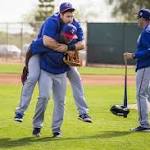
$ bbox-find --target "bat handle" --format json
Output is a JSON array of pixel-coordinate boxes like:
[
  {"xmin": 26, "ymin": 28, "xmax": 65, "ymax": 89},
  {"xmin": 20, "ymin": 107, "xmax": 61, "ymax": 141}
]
[{"xmin": 123, "ymin": 57, "xmax": 128, "ymax": 107}]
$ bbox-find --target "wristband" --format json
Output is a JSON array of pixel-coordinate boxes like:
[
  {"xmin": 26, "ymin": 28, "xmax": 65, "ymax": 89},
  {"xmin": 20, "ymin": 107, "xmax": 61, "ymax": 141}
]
[{"xmin": 68, "ymin": 44, "xmax": 76, "ymax": 51}]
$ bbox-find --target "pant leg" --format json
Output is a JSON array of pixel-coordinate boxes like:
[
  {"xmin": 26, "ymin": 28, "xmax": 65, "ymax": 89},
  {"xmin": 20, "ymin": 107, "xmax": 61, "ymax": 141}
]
[
  {"xmin": 136, "ymin": 67, "xmax": 150, "ymax": 128},
  {"xmin": 52, "ymin": 73, "xmax": 67, "ymax": 133},
  {"xmin": 16, "ymin": 55, "xmax": 40, "ymax": 114},
  {"xmin": 33, "ymin": 70, "xmax": 52, "ymax": 128},
  {"xmin": 67, "ymin": 67, "xmax": 88, "ymax": 115}
]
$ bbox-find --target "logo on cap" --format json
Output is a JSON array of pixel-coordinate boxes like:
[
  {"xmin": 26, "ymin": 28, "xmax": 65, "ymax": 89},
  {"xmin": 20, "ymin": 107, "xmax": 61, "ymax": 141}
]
[
  {"xmin": 70, "ymin": 29, "xmax": 75, "ymax": 34},
  {"xmin": 59, "ymin": 2, "xmax": 75, "ymax": 13},
  {"xmin": 139, "ymin": 12, "xmax": 143, "ymax": 17},
  {"xmin": 138, "ymin": 8, "xmax": 150, "ymax": 20}
]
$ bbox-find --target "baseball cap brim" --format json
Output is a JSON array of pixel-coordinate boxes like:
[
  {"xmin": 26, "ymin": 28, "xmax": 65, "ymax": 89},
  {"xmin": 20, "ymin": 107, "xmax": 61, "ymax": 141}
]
[
  {"xmin": 63, "ymin": 32, "xmax": 77, "ymax": 40},
  {"xmin": 60, "ymin": 8, "xmax": 75, "ymax": 13}
]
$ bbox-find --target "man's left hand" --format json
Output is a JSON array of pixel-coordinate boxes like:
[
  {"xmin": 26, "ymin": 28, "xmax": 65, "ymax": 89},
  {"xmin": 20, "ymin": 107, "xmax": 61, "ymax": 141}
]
[{"xmin": 123, "ymin": 52, "xmax": 134, "ymax": 60}]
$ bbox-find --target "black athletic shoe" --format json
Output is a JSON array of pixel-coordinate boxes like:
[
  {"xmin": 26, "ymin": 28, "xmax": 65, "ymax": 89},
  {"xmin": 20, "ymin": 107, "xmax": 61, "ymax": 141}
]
[
  {"xmin": 14, "ymin": 112, "xmax": 24, "ymax": 122},
  {"xmin": 130, "ymin": 126, "xmax": 150, "ymax": 132},
  {"xmin": 52, "ymin": 132, "xmax": 62, "ymax": 138},
  {"xmin": 32, "ymin": 128, "xmax": 41, "ymax": 137},
  {"xmin": 78, "ymin": 114, "xmax": 92, "ymax": 123}
]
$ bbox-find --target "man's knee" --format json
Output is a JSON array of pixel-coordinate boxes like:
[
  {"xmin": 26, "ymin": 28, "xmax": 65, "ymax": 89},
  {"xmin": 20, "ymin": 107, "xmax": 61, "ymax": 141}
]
[
  {"xmin": 37, "ymin": 96, "xmax": 49, "ymax": 105},
  {"xmin": 27, "ymin": 74, "xmax": 39, "ymax": 84}
]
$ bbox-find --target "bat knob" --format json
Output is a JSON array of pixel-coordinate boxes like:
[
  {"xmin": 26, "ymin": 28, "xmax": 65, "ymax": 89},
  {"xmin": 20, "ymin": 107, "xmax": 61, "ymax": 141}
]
[{"xmin": 123, "ymin": 115, "xmax": 127, "ymax": 118}]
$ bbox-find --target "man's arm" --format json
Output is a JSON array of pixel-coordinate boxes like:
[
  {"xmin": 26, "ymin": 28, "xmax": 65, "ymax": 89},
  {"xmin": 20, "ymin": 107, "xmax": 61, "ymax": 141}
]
[
  {"xmin": 43, "ymin": 35, "xmax": 68, "ymax": 52},
  {"xmin": 124, "ymin": 32, "xmax": 150, "ymax": 60},
  {"xmin": 74, "ymin": 21, "xmax": 85, "ymax": 51},
  {"xmin": 74, "ymin": 40, "xmax": 85, "ymax": 51},
  {"xmin": 67, "ymin": 40, "xmax": 85, "ymax": 52}
]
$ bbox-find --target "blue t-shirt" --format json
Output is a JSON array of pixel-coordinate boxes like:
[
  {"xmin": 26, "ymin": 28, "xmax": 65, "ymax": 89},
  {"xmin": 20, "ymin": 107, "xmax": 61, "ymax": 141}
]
[
  {"xmin": 134, "ymin": 24, "xmax": 150, "ymax": 71},
  {"xmin": 30, "ymin": 13, "xmax": 84, "ymax": 74}
]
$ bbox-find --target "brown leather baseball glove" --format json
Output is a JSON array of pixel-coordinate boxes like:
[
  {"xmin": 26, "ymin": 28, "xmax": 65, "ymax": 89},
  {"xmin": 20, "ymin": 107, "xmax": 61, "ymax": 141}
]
[{"xmin": 63, "ymin": 50, "xmax": 82, "ymax": 66}]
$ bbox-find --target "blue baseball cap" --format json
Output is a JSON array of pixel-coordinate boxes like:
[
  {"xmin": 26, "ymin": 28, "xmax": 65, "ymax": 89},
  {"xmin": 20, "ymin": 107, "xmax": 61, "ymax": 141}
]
[
  {"xmin": 59, "ymin": 2, "xmax": 75, "ymax": 13},
  {"xmin": 62, "ymin": 23, "xmax": 77, "ymax": 40},
  {"xmin": 137, "ymin": 8, "xmax": 150, "ymax": 20}
]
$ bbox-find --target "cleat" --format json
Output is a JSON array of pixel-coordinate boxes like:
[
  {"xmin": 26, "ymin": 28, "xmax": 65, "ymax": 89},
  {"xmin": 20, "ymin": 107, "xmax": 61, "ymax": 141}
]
[
  {"xmin": 78, "ymin": 114, "xmax": 92, "ymax": 123},
  {"xmin": 52, "ymin": 132, "xmax": 62, "ymax": 138},
  {"xmin": 32, "ymin": 128, "xmax": 41, "ymax": 137},
  {"xmin": 130, "ymin": 126, "xmax": 150, "ymax": 132},
  {"xmin": 14, "ymin": 113, "xmax": 24, "ymax": 122}
]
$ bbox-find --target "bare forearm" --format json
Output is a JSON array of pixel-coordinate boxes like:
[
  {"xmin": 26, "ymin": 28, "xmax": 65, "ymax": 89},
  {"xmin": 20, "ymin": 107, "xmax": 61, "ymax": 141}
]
[
  {"xmin": 43, "ymin": 35, "xmax": 67, "ymax": 52},
  {"xmin": 75, "ymin": 41, "xmax": 85, "ymax": 51},
  {"xmin": 43, "ymin": 35, "xmax": 60, "ymax": 48}
]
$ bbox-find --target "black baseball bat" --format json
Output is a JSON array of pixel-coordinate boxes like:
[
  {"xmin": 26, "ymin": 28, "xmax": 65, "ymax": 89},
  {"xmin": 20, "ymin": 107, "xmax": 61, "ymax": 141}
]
[
  {"xmin": 123, "ymin": 57, "xmax": 128, "ymax": 107},
  {"xmin": 110, "ymin": 57, "xmax": 129, "ymax": 118}
]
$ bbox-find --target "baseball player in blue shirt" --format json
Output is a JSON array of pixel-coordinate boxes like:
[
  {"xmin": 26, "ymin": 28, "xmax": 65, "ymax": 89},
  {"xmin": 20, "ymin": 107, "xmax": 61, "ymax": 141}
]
[
  {"xmin": 14, "ymin": 2, "xmax": 92, "ymax": 136},
  {"xmin": 31, "ymin": 23, "xmax": 77, "ymax": 137},
  {"xmin": 124, "ymin": 8, "xmax": 150, "ymax": 131}
]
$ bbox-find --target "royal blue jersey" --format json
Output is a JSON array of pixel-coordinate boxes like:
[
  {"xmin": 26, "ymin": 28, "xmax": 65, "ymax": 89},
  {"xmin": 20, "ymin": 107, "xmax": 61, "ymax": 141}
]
[
  {"xmin": 134, "ymin": 24, "xmax": 150, "ymax": 71},
  {"xmin": 30, "ymin": 13, "xmax": 84, "ymax": 74}
]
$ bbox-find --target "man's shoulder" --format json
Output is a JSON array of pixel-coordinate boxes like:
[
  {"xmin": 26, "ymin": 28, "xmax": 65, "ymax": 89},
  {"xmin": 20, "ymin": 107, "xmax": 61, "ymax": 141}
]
[
  {"xmin": 73, "ymin": 18, "xmax": 80, "ymax": 24},
  {"xmin": 45, "ymin": 13, "xmax": 60, "ymax": 23},
  {"xmin": 72, "ymin": 19, "xmax": 82, "ymax": 28},
  {"xmin": 144, "ymin": 24, "xmax": 150, "ymax": 33}
]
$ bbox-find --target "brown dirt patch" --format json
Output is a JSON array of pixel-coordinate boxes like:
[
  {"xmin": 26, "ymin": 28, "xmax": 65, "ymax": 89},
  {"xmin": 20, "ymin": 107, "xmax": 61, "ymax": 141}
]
[
  {"xmin": 0, "ymin": 74, "xmax": 135, "ymax": 86},
  {"xmin": 81, "ymin": 75, "xmax": 135, "ymax": 85},
  {"xmin": 0, "ymin": 74, "xmax": 20, "ymax": 85}
]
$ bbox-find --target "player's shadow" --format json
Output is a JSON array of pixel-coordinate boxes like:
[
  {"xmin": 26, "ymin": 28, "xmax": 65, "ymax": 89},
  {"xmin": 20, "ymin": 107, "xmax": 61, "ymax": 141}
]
[
  {"xmin": 0, "ymin": 131, "xmax": 133, "ymax": 148},
  {"xmin": 0, "ymin": 137, "xmax": 34, "ymax": 148},
  {"xmin": 34, "ymin": 131, "xmax": 132, "ymax": 142}
]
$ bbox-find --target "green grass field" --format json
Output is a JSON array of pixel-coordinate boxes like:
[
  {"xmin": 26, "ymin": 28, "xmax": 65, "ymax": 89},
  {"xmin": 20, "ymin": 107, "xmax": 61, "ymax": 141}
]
[
  {"xmin": 0, "ymin": 64, "xmax": 149, "ymax": 150},
  {"xmin": 0, "ymin": 63, "xmax": 135, "ymax": 75}
]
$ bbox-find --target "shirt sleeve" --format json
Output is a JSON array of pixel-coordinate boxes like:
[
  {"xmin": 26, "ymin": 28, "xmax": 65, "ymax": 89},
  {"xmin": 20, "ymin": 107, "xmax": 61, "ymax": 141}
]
[
  {"xmin": 41, "ymin": 18, "xmax": 58, "ymax": 39},
  {"xmin": 30, "ymin": 39, "xmax": 50, "ymax": 55},
  {"xmin": 134, "ymin": 31, "xmax": 150, "ymax": 60},
  {"xmin": 76, "ymin": 22, "xmax": 84, "ymax": 41}
]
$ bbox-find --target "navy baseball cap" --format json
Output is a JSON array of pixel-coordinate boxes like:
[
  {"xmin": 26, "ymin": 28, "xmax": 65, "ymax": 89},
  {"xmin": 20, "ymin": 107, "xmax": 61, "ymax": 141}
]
[
  {"xmin": 62, "ymin": 23, "xmax": 77, "ymax": 40},
  {"xmin": 59, "ymin": 2, "xmax": 75, "ymax": 13},
  {"xmin": 137, "ymin": 8, "xmax": 150, "ymax": 20}
]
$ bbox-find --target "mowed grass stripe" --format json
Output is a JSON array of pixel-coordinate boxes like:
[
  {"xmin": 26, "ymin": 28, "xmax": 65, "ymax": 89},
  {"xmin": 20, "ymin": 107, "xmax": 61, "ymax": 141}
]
[
  {"xmin": 0, "ymin": 84, "xmax": 150, "ymax": 150},
  {"xmin": 0, "ymin": 63, "xmax": 135, "ymax": 75}
]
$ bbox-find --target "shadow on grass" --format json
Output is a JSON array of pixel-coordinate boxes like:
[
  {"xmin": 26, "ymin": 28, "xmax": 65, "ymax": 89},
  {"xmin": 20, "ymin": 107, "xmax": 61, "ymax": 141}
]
[{"xmin": 0, "ymin": 131, "xmax": 132, "ymax": 148}]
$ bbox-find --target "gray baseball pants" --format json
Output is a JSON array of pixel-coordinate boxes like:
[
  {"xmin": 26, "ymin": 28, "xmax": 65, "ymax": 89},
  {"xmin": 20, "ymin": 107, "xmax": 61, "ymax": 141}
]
[
  {"xmin": 33, "ymin": 70, "xmax": 67, "ymax": 133},
  {"xmin": 16, "ymin": 55, "xmax": 88, "ymax": 115},
  {"xmin": 136, "ymin": 66, "xmax": 150, "ymax": 128},
  {"xmin": 16, "ymin": 55, "xmax": 40, "ymax": 114}
]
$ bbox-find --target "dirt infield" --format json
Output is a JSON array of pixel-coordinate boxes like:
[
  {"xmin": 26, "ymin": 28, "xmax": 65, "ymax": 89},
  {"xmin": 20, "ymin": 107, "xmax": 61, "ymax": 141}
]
[
  {"xmin": 0, "ymin": 74, "xmax": 21, "ymax": 85},
  {"xmin": 0, "ymin": 74, "xmax": 135, "ymax": 86},
  {"xmin": 81, "ymin": 75, "xmax": 135, "ymax": 85}
]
